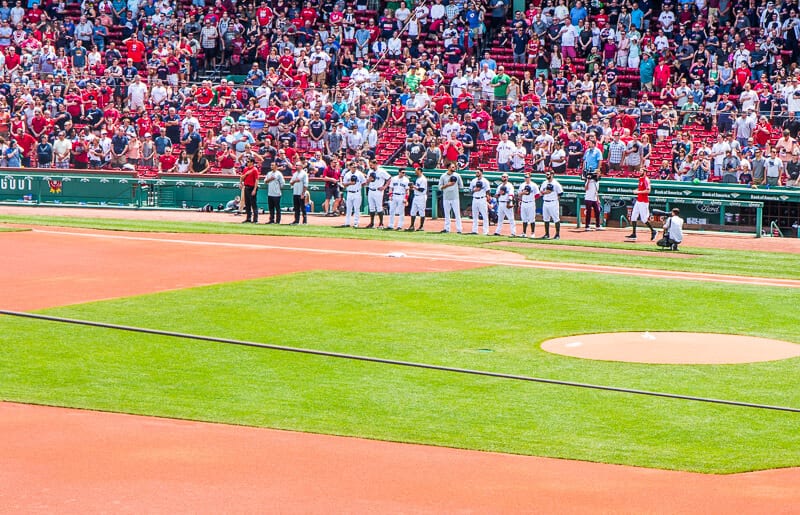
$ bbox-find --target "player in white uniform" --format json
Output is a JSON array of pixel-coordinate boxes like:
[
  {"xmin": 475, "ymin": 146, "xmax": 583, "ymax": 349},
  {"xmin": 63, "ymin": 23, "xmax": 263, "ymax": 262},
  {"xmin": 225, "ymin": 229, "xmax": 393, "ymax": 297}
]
[
  {"xmin": 341, "ymin": 165, "xmax": 366, "ymax": 228},
  {"xmin": 469, "ymin": 170, "xmax": 491, "ymax": 235},
  {"xmin": 407, "ymin": 167, "xmax": 428, "ymax": 231},
  {"xmin": 437, "ymin": 163, "xmax": 464, "ymax": 234},
  {"xmin": 493, "ymin": 173, "xmax": 517, "ymax": 237},
  {"xmin": 388, "ymin": 168, "xmax": 410, "ymax": 230},
  {"xmin": 518, "ymin": 172, "xmax": 541, "ymax": 238},
  {"xmin": 365, "ymin": 159, "xmax": 391, "ymax": 228},
  {"xmin": 540, "ymin": 170, "xmax": 564, "ymax": 239}
]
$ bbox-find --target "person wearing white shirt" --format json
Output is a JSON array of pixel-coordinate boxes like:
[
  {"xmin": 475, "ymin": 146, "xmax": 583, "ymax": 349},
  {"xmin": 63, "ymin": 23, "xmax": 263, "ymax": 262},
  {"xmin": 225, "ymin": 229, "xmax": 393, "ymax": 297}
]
[
  {"xmin": 407, "ymin": 167, "xmax": 428, "ymax": 231},
  {"xmin": 437, "ymin": 163, "xmax": 464, "ymax": 233},
  {"xmin": 479, "ymin": 64, "xmax": 495, "ymax": 101},
  {"xmin": 495, "ymin": 133, "xmax": 515, "ymax": 172},
  {"xmin": 341, "ymin": 165, "xmax": 366, "ymax": 228},
  {"xmin": 710, "ymin": 135, "xmax": 730, "ymax": 177},
  {"xmin": 387, "ymin": 33, "xmax": 403, "ymax": 58},
  {"xmin": 310, "ymin": 47, "xmax": 331, "ymax": 86},
  {"xmin": 150, "ymin": 81, "xmax": 168, "ymax": 106},
  {"xmin": 255, "ymin": 85, "xmax": 271, "ymax": 108},
  {"xmin": 540, "ymin": 170, "xmax": 564, "ymax": 239},
  {"xmin": 764, "ymin": 149, "xmax": 784, "ymax": 186},
  {"xmin": 516, "ymin": 174, "xmax": 540, "ymax": 238},
  {"xmin": 493, "ymin": 174, "xmax": 517, "ymax": 237},
  {"xmin": 658, "ymin": 10, "xmax": 675, "ymax": 33},
  {"xmin": 388, "ymin": 168, "xmax": 410, "ymax": 230},
  {"xmin": 660, "ymin": 208, "xmax": 684, "ymax": 251},
  {"xmin": 450, "ymin": 70, "xmax": 468, "ymax": 98},
  {"xmin": 441, "ymin": 118, "xmax": 461, "ymax": 140},
  {"xmin": 739, "ymin": 83, "xmax": 758, "ymax": 112},
  {"xmin": 654, "ymin": 32, "xmax": 669, "ymax": 52},
  {"xmin": 290, "ymin": 159, "xmax": 309, "ymax": 225},
  {"xmin": 350, "ymin": 62, "xmax": 370, "ymax": 84},
  {"xmin": 510, "ymin": 139, "xmax": 527, "ymax": 172},
  {"xmin": 469, "ymin": 170, "xmax": 491, "ymax": 235},
  {"xmin": 127, "ymin": 76, "xmax": 148, "ymax": 110},
  {"xmin": 264, "ymin": 162, "xmax": 286, "ymax": 224}
]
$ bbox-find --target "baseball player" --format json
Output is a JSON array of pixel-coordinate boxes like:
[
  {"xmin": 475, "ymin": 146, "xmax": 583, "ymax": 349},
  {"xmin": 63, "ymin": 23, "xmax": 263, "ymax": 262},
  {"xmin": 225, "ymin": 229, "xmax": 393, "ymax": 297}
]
[
  {"xmin": 388, "ymin": 168, "xmax": 410, "ymax": 231},
  {"xmin": 341, "ymin": 164, "xmax": 366, "ymax": 228},
  {"xmin": 437, "ymin": 163, "xmax": 464, "ymax": 234},
  {"xmin": 518, "ymin": 172, "xmax": 541, "ymax": 238},
  {"xmin": 540, "ymin": 170, "xmax": 563, "ymax": 239},
  {"xmin": 493, "ymin": 173, "xmax": 517, "ymax": 237},
  {"xmin": 627, "ymin": 167, "xmax": 657, "ymax": 240},
  {"xmin": 407, "ymin": 166, "xmax": 428, "ymax": 231},
  {"xmin": 365, "ymin": 159, "xmax": 391, "ymax": 229},
  {"xmin": 469, "ymin": 169, "xmax": 491, "ymax": 235}
]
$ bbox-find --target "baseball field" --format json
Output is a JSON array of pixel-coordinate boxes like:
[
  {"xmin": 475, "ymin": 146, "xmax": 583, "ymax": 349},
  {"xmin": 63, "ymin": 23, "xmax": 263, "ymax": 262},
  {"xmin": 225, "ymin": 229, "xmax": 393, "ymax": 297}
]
[{"xmin": 2, "ymin": 206, "xmax": 800, "ymax": 512}]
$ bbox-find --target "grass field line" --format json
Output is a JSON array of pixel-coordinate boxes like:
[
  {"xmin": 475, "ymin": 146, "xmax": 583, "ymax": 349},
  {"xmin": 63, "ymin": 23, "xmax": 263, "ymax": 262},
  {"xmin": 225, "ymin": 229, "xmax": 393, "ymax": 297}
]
[
  {"xmin": 4, "ymin": 308, "xmax": 800, "ymax": 414},
  {"xmin": 32, "ymin": 228, "xmax": 800, "ymax": 289}
]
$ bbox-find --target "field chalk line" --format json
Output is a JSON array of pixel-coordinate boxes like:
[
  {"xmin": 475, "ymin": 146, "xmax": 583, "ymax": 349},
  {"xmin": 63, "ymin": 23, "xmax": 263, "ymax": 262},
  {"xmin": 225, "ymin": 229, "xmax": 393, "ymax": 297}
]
[
  {"xmin": 28, "ymin": 229, "xmax": 800, "ymax": 289},
  {"xmin": 1, "ymin": 309, "xmax": 798, "ymax": 414}
]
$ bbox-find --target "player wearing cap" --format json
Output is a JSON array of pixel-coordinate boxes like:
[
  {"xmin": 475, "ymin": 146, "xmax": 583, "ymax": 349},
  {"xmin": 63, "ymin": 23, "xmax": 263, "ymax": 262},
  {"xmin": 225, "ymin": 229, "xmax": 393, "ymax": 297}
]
[
  {"xmin": 493, "ymin": 173, "xmax": 517, "ymax": 237},
  {"xmin": 518, "ymin": 172, "xmax": 541, "ymax": 238},
  {"xmin": 469, "ymin": 169, "xmax": 491, "ymax": 235},
  {"xmin": 540, "ymin": 170, "xmax": 563, "ymax": 239},
  {"xmin": 341, "ymin": 164, "xmax": 366, "ymax": 228},
  {"xmin": 627, "ymin": 168, "xmax": 657, "ymax": 240},
  {"xmin": 388, "ymin": 168, "xmax": 410, "ymax": 231},
  {"xmin": 407, "ymin": 166, "xmax": 428, "ymax": 231},
  {"xmin": 365, "ymin": 159, "xmax": 391, "ymax": 229}
]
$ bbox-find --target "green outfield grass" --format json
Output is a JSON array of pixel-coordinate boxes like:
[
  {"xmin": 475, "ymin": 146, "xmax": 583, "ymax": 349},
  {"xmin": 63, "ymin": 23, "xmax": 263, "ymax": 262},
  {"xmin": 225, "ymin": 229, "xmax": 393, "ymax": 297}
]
[
  {"xmin": 2, "ymin": 268, "xmax": 799, "ymax": 473},
  {"xmin": 2, "ymin": 214, "xmax": 800, "ymax": 280}
]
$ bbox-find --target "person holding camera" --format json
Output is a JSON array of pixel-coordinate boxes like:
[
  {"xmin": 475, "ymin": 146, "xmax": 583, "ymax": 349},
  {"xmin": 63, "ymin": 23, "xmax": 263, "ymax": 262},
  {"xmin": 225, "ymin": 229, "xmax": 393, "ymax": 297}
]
[
  {"xmin": 540, "ymin": 170, "xmax": 563, "ymax": 240},
  {"xmin": 493, "ymin": 173, "xmax": 517, "ymax": 237},
  {"xmin": 657, "ymin": 208, "xmax": 684, "ymax": 251},
  {"xmin": 584, "ymin": 171, "xmax": 602, "ymax": 231}
]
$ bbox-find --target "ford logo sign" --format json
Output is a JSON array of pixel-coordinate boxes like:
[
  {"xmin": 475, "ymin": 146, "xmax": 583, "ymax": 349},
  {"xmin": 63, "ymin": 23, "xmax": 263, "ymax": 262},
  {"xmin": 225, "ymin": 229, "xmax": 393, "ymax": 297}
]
[{"xmin": 697, "ymin": 204, "xmax": 721, "ymax": 214}]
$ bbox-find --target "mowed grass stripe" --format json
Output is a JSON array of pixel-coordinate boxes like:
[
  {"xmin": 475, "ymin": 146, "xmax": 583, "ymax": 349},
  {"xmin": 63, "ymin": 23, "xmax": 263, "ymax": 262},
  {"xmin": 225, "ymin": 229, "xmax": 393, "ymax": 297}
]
[{"xmin": 2, "ymin": 268, "xmax": 800, "ymax": 473}]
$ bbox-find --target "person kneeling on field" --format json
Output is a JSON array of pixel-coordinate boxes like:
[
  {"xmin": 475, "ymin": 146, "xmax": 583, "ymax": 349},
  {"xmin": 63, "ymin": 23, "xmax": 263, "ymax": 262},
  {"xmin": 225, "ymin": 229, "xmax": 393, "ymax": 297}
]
[{"xmin": 657, "ymin": 208, "xmax": 684, "ymax": 251}]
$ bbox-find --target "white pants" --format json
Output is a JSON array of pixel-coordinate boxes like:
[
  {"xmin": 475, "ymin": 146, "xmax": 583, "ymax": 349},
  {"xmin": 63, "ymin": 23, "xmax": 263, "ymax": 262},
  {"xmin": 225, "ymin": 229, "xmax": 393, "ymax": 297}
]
[
  {"xmin": 368, "ymin": 189, "xmax": 383, "ymax": 213},
  {"xmin": 631, "ymin": 201, "xmax": 650, "ymax": 223},
  {"xmin": 345, "ymin": 193, "xmax": 362, "ymax": 226},
  {"xmin": 543, "ymin": 200, "xmax": 560, "ymax": 222},
  {"xmin": 472, "ymin": 197, "xmax": 489, "ymax": 234},
  {"xmin": 389, "ymin": 196, "xmax": 405, "ymax": 229},
  {"xmin": 442, "ymin": 198, "xmax": 462, "ymax": 232},
  {"xmin": 410, "ymin": 195, "xmax": 426, "ymax": 216},
  {"xmin": 520, "ymin": 201, "xmax": 536, "ymax": 223},
  {"xmin": 495, "ymin": 203, "xmax": 517, "ymax": 236}
]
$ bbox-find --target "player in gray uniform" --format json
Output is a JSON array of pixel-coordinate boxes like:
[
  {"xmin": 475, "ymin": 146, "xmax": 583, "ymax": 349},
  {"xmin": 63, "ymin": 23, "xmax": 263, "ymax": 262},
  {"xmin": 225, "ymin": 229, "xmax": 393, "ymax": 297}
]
[
  {"xmin": 407, "ymin": 166, "xmax": 428, "ymax": 231},
  {"xmin": 341, "ymin": 165, "xmax": 366, "ymax": 228},
  {"xmin": 493, "ymin": 173, "xmax": 517, "ymax": 237},
  {"xmin": 263, "ymin": 162, "xmax": 286, "ymax": 224},
  {"xmin": 437, "ymin": 163, "xmax": 464, "ymax": 234},
  {"xmin": 540, "ymin": 169, "xmax": 564, "ymax": 239},
  {"xmin": 365, "ymin": 159, "xmax": 391, "ymax": 228},
  {"xmin": 469, "ymin": 169, "xmax": 491, "ymax": 235},
  {"xmin": 518, "ymin": 172, "xmax": 541, "ymax": 238},
  {"xmin": 388, "ymin": 168, "xmax": 410, "ymax": 230}
]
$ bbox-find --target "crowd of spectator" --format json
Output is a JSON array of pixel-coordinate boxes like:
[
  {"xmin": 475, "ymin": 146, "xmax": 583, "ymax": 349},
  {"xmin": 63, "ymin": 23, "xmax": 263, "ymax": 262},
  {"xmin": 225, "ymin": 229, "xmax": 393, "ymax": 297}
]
[{"xmin": 0, "ymin": 0, "xmax": 800, "ymax": 189}]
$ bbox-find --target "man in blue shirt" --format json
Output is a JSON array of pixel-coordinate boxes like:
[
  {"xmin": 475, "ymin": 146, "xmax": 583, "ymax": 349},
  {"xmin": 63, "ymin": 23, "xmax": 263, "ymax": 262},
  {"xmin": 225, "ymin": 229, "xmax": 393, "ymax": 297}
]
[
  {"xmin": 110, "ymin": 127, "xmax": 129, "ymax": 168},
  {"xmin": 570, "ymin": 1, "xmax": 588, "ymax": 26},
  {"xmin": 583, "ymin": 139, "xmax": 602, "ymax": 178}
]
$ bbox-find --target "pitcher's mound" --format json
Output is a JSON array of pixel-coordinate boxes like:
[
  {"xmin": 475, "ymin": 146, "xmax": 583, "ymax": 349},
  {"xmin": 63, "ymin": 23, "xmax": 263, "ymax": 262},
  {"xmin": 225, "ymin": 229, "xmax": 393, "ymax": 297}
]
[{"xmin": 541, "ymin": 332, "xmax": 800, "ymax": 364}]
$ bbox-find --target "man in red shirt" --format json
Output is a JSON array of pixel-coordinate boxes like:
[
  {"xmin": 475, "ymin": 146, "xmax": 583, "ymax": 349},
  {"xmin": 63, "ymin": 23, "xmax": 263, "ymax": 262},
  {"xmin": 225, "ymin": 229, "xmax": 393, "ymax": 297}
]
[
  {"xmin": 626, "ymin": 168, "xmax": 657, "ymax": 240},
  {"xmin": 240, "ymin": 158, "xmax": 260, "ymax": 223},
  {"xmin": 13, "ymin": 127, "xmax": 36, "ymax": 167},
  {"xmin": 256, "ymin": 1, "xmax": 273, "ymax": 26},
  {"xmin": 125, "ymin": 37, "xmax": 146, "ymax": 68}
]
